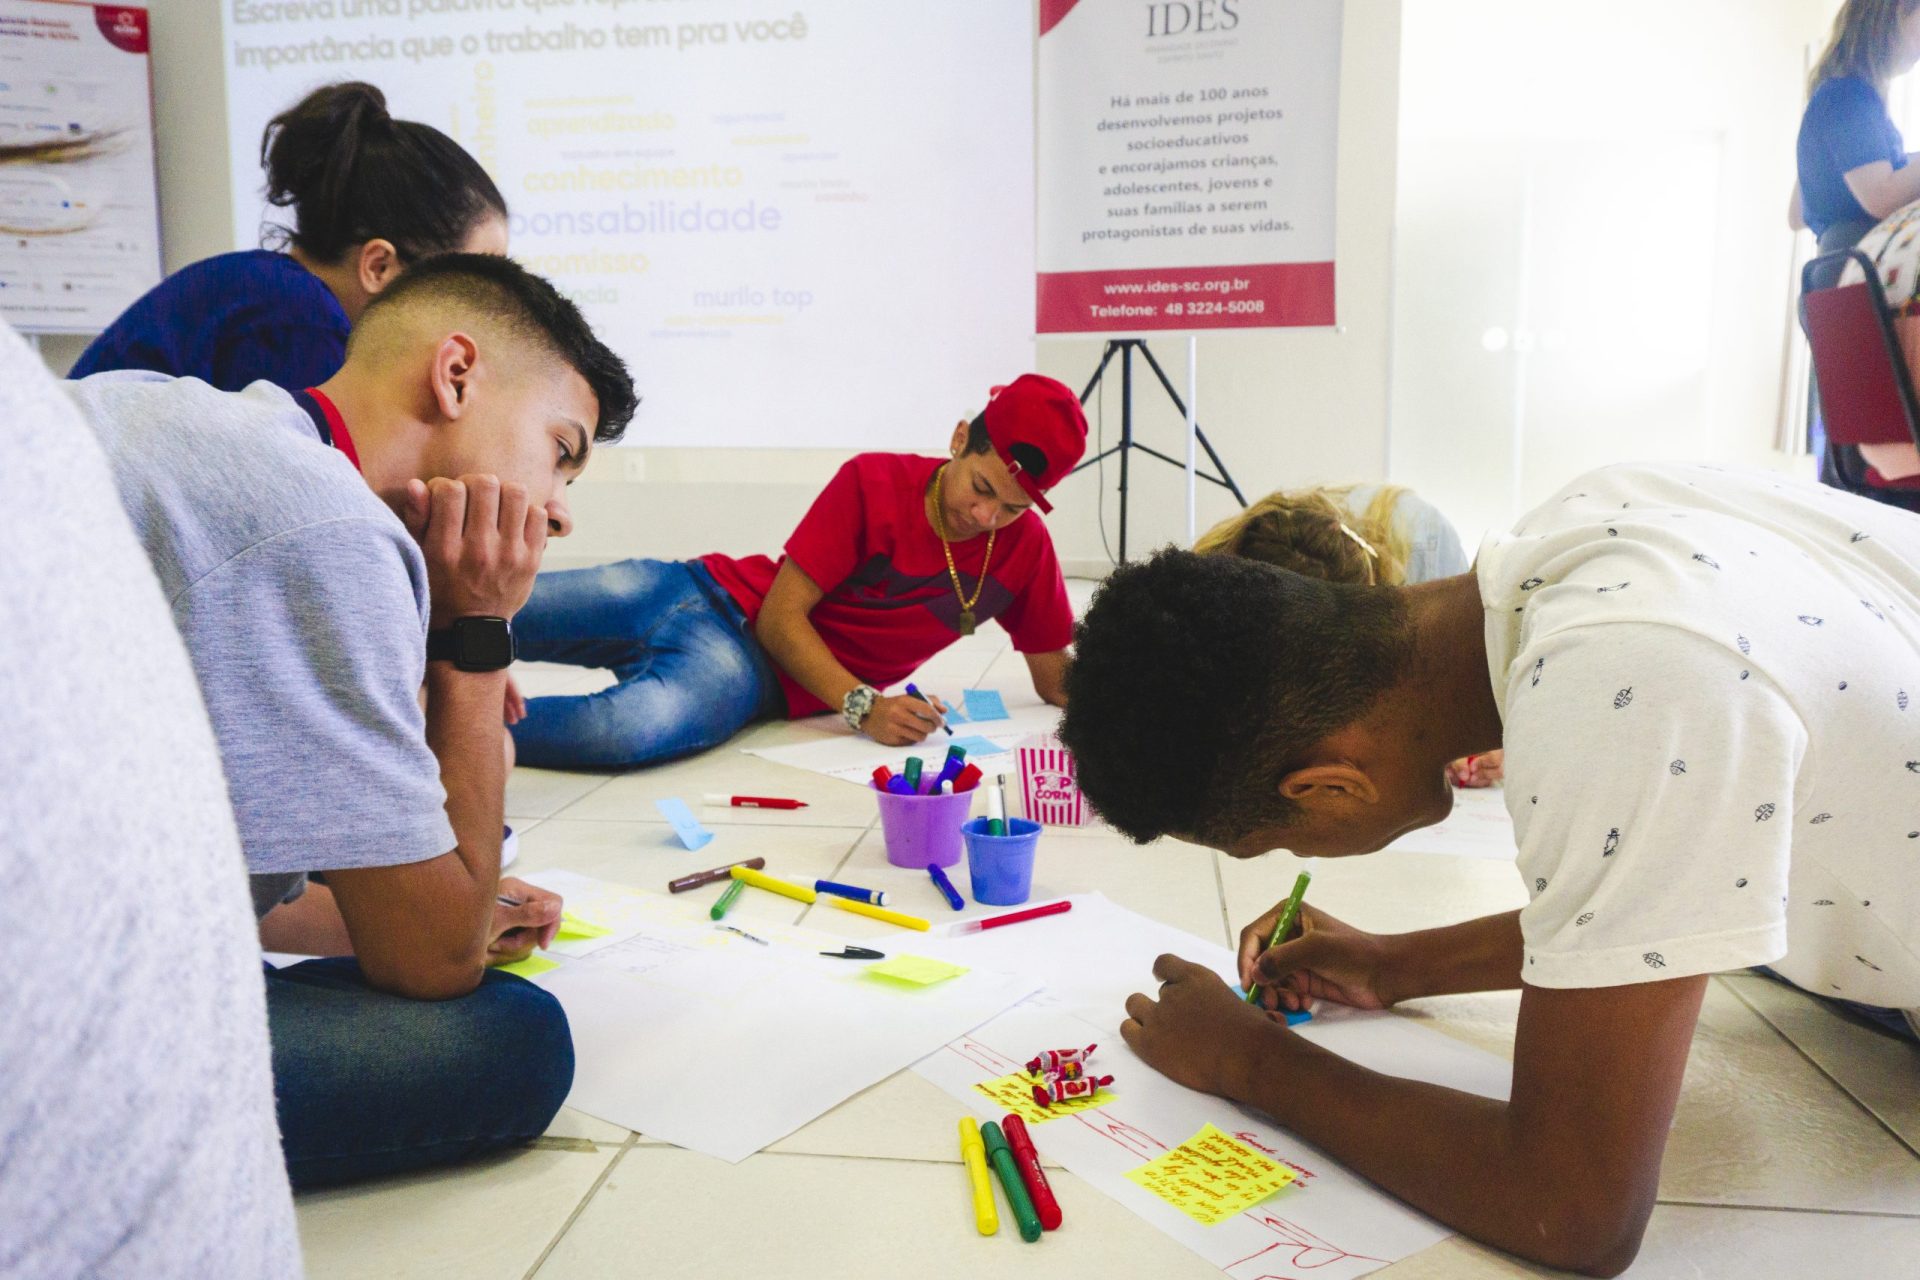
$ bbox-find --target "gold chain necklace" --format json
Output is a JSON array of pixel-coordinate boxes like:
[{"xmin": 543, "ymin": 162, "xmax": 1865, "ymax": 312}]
[{"xmin": 931, "ymin": 462, "xmax": 994, "ymax": 636}]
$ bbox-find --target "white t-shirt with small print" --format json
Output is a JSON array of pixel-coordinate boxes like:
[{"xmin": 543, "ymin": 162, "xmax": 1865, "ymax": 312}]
[{"xmin": 1479, "ymin": 463, "xmax": 1920, "ymax": 1010}]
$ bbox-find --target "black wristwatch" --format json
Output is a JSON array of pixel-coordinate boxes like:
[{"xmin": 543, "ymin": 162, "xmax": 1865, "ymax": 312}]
[{"xmin": 427, "ymin": 616, "xmax": 515, "ymax": 672}]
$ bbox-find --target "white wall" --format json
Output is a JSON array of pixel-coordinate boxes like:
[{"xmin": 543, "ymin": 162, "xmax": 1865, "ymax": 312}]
[{"xmin": 1389, "ymin": 0, "xmax": 1838, "ymax": 546}]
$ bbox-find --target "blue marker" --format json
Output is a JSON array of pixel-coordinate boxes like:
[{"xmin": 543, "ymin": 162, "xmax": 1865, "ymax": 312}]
[
  {"xmin": 927, "ymin": 863, "xmax": 965, "ymax": 911},
  {"xmin": 815, "ymin": 879, "xmax": 888, "ymax": 906},
  {"xmin": 932, "ymin": 743, "xmax": 968, "ymax": 791},
  {"xmin": 904, "ymin": 683, "xmax": 953, "ymax": 737}
]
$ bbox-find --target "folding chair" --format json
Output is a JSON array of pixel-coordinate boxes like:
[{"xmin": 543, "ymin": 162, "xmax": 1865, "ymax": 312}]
[{"xmin": 1800, "ymin": 248, "xmax": 1920, "ymax": 494}]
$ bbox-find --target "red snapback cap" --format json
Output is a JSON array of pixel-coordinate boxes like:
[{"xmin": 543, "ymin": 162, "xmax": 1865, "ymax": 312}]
[{"xmin": 981, "ymin": 374, "xmax": 1088, "ymax": 514}]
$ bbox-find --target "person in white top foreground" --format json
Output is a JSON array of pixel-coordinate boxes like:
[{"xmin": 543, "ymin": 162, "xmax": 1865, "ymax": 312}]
[
  {"xmin": 1059, "ymin": 462, "xmax": 1920, "ymax": 1278},
  {"xmin": 0, "ymin": 316, "xmax": 300, "ymax": 1276}
]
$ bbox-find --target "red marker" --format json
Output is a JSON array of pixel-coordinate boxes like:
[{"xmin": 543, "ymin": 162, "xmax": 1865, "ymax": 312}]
[
  {"xmin": 951, "ymin": 900, "xmax": 1072, "ymax": 935},
  {"xmin": 999, "ymin": 1114, "xmax": 1063, "ymax": 1230},
  {"xmin": 952, "ymin": 763, "xmax": 984, "ymax": 794},
  {"xmin": 870, "ymin": 766, "xmax": 894, "ymax": 791},
  {"xmin": 704, "ymin": 794, "xmax": 809, "ymax": 810}
]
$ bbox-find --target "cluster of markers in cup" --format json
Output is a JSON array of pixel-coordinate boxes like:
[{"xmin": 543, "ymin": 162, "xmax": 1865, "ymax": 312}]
[
  {"xmin": 872, "ymin": 743, "xmax": 982, "ymax": 798},
  {"xmin": 873, "ymin": 749, "xmax": 1016, "ymax": 911}
]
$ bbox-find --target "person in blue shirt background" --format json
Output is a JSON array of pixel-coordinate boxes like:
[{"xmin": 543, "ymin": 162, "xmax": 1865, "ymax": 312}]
[
  {"xmin": 1793, "ymin": 0, "xmax": 1920, "ymax": 251},
  {"xmin": 1791, "ymin": 0, "xmax": 1920, "ymax": 506},
  {"xmin": 71, "ymin": 82, "xmax": 508, "ymax": 393}
]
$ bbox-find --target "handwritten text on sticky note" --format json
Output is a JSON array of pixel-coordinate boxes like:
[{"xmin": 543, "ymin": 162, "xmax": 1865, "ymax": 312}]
[
  {"xmin": 973, "ymin": 1071, "xmax": 1115, "ymax": 1124},
  {"xmin": 1124, "ymin": 1123, "xmax": 1295, "ymax": 1226},
  {"xmin": 963, "ymin": 689, "xmax": 1011, "ymax": 722}
]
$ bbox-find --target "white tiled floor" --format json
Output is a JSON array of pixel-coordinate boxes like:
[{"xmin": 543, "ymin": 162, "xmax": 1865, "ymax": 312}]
[{"xmin": 300, "ymin": 595, "xmax": 1920, "ymax": 1278}]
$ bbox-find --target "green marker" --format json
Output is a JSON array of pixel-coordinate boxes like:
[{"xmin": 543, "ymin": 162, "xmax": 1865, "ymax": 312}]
[
  {"xmin": 980, "ymin": 1120, "xmax": 1043, "ymax": 1242},
  {"xmin": 1245, "ymin": 870, "xmax": 1312, "ymax": 1005},
  {"xmin": 709, "ymin": 879, "xmax": 746, "ymax": 920},
  {"xmin": 903, "ymin": 755, "xmax": 924, "ymax": 793}
]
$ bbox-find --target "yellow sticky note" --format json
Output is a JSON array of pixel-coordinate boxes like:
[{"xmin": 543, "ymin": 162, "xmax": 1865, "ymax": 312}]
[
  {"xmin": 556, "ymin": 913, "xmax": 610, "ymax": 941},
  {"xmin": 864, "ymin": 955, "xmax": 969, "ymax": 986},
  {"xmin": 972, "ymin": 1071, "xmax": 1115, "ymax": 1124},
  {"xmin": 498, "ymin": 954, "xmax": 560, "ymax": 980},
  {"xmin": 1124, "ymin": 1123, "xmax": 1295, "ymax": 1226}
]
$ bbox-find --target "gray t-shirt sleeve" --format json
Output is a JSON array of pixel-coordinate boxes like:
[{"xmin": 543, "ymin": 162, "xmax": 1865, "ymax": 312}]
[{"xmin": 177, "ymin": 514, "xmax": 455, "ymax": 886}]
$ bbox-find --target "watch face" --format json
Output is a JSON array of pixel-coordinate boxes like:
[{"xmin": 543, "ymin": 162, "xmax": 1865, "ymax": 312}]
[{"xmin": 457, "ymin": 617, "xmax": 515, "ymax": 670}]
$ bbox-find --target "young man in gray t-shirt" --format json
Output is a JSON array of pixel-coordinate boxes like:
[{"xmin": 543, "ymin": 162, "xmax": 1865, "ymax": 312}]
[{"xmin": 67, "ymin": 254, "xmax": 636, "ymax": 1188}]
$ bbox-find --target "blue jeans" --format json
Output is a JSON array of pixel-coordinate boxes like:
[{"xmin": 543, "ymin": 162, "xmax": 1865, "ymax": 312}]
[
  {"xmin": 510, "ymin": 559, "xmax": 784, "ymax": 769},
  {"xmin": 1753, "ymin": 965, "xmax": 1917, "ymax": 1043},
  {"xmin": 267, "ymin": 959, "xmax": 575, "ymax": 1190}
]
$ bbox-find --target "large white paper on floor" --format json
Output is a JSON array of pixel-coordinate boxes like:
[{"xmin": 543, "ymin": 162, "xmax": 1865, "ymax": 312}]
[
  {"xmin": 1380, "ymin": 785, "xmax": 1518, "ymax": 861},
  {"xmin": 742, "ymin": 698, "xmax": 1063, "ymax": 787},
  {"xmin": 516, "ymin": 871, "xmax": 1039, "ymax": 1162},
  {"xmin": 901, "ymin": 895, "xmax": 1512, "ymax": 1278}
]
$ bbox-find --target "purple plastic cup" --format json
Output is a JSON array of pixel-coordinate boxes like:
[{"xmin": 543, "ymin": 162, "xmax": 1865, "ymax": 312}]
[
  {"xmin": 962, "ymin": 817, "xmax": 1042, "ymax": 906},
  {"xmin": 876, "ymin": 786, "xmax": 974, "ymax": 868}
]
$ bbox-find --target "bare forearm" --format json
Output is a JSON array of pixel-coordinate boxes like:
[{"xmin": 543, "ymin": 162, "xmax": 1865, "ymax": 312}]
[
  {"xmin": 1388, "ymin": 910, "xmax": 1524, "ymax": 1002},
  {"xmin": 424, "ymin": 662, "xmax": 508, "ymax": 936},
  {"xmin": 258, "ymin": 882, "xmax": 354, "ymax": 955},
  {"xmin": 1850, "ymin": 162, "xmax": 1920, "ymax": 220},
  {"xmin": 1229, "ymin": 1031, "xmax": 1616, "ymax": 1274},
  {"xmin": 757, "ymin": 611, "xmax": 863, "ymax": 711},
  {"xmin": 1026, "ymin": 649, "xmax": 1070, "ymax": 707}
]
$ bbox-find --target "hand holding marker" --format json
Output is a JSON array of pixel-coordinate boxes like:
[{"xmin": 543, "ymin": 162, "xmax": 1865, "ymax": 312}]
[
  {"xmin": 904, "ymin": 682, "xmax": 951, "ymax": 737},
  {"xmin": 1245, "ymin": 871, "xmax": 1313, "ymax": 1005}
]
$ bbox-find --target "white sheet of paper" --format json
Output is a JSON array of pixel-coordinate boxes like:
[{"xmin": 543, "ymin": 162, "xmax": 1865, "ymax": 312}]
[
  {"xmin": 904, "ymin": 895, "xmax": 1511, "ymax": 1278},
  {"xmin": 515, "ymin": 871, "xmax": 1039, "ymax": 1163},
  {"xmin": 1379, "ymin": 785, "xmax": 1517, "ymax": 861},
  {"xmin": 741, "ymin": 700, "xmax": 1064, "ymax": 786}
]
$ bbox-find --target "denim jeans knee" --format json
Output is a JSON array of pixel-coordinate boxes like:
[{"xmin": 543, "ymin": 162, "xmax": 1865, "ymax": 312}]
[{"xmin": 268, "ymin": 959, "xmax": 576, "ymax": 1189}]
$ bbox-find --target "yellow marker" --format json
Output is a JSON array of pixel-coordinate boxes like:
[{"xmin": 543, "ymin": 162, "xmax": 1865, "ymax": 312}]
[
  {"xmin": 825, "ymin": 895, "xmax": 930, "ymax": 931},
  {"xmin": 959, "ymin": 1117, "xmax": 999, "ymax": 1235},
  {"xmin": 730, "ymin": 864, "xmax": 817, "ymax": 904}
]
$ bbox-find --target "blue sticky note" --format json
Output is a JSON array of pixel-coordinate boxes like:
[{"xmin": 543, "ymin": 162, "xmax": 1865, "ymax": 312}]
[
  {"xmin": 949, "ymin": 735, "xmax": 1010, "ymax": 759},
  {"xmin": 655, "ymin": 797, "xmax": 714, "ymax": 851},
  {"xmin": 1230, "ymin": 987, "xmax": 1315, "ymax": 1026},
  {"xmin": 963, "ymin": 689, "xmax": 1010, "ymax": 722},
  {"xmin": 942, "ymin": 696, "xmax": 969, "ymax": 725}
]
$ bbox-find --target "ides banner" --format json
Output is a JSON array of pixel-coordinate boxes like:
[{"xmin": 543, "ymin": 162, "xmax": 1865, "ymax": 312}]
[{"xmin": 1035, "ymin": 0, "xmax": 1342, "ymax": 334}]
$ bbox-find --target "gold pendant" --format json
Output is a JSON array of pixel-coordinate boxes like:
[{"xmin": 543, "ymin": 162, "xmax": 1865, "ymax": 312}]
[{"xmin": 959, "ymin": 609, "xmax": 976, "ymax": 636}]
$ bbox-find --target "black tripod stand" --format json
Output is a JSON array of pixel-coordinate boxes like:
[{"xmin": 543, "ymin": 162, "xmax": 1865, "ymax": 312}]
[{"xmin": 1071, "ymin": 339, "xmax": 1247, "ymax": 562}]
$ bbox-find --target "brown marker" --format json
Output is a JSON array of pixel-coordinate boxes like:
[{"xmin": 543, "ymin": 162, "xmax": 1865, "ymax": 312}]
[{"xmin": 667, "ymin": 856, "xmax": 766, "ymax": 894}]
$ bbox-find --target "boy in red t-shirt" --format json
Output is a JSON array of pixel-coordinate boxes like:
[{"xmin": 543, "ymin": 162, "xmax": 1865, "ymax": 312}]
[{"xmin": 509, "ymin": 375, "xmax": 1088, "ymax": 768}]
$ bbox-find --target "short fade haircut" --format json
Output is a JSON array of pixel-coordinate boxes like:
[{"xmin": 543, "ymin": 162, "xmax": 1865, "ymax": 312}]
[
  {"xmin": 964, "ymin": 414, "xmax": 1046, "ymax": 477},
  {"xmin": 351, "ymin": 253, "xmax": 637, "ymax": 443},
  {"xmin": 1059, "ymin": 549, "xmax": 1412, "ymax": 846}
]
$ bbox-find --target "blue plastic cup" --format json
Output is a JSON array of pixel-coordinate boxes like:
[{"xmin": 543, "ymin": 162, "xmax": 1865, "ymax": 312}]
[{"xmin": 961, "ymin": 817, "xmax": 1042, "ymax": 906}]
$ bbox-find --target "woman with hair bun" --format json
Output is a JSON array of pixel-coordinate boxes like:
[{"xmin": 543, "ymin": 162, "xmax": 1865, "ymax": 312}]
[
  {"xmin": 1197, "ymin": 484, "xmax": 1500, "ymax": 787},
  {"xmin": 70, "ymin": 81, "xmax": 507, "ymax": 391}
]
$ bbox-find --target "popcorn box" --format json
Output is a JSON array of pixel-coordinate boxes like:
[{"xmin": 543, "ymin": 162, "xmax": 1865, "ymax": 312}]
[{"xmin": 1017, "ymin": 733, "xmax": 1088, "ymax": 826}]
